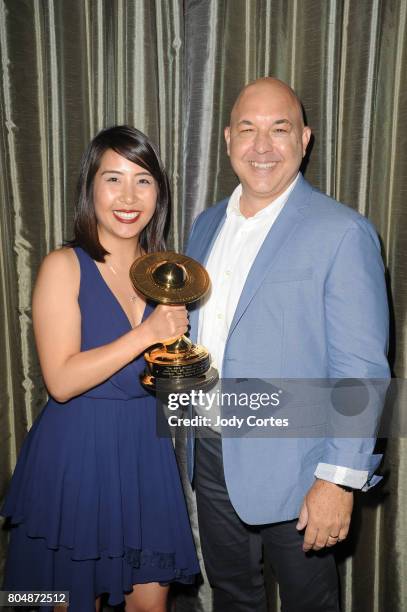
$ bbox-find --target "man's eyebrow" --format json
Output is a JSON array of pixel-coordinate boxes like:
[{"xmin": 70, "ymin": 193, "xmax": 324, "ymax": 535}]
[
  {"xmin": 235, "ymin": 118, "xmax": 293, "ymax": 126},
  {"xmin": 273, "ymin": 119, "xmax": 292, "ymax": 126},
  {"xmin": 236, "ymin": 119, "xmax": 254, "ymax": 126}
]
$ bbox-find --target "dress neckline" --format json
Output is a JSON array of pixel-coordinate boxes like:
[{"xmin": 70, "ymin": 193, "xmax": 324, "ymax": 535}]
[{"xmin": 86, "ymin": 251, "xmax": 148, "ymax": 330}]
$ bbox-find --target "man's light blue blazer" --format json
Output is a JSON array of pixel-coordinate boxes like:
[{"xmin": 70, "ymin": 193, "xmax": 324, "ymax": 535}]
[{"xmin": 186, "ymin": 174, "xmax": 390, "ymax": 525}]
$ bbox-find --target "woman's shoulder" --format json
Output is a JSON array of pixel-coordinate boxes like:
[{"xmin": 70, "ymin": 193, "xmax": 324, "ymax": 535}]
[
  {"xmin": 36, "ymin": 247, "xmax": 80, "ymax": 287},
  {"xmin": 42, "ymin": 246, "xmax": 78, "ymax": 266}
]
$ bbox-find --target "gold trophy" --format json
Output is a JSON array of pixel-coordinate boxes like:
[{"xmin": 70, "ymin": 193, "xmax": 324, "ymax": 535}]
[{"xmin": 130, "ymin": 252, "xmax": 218, "ymax": 392}]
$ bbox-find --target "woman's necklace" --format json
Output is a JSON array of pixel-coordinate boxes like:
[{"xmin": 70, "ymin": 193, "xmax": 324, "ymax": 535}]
[{"xmin": 106, "ymin": 256, "xmax": 141, "ymax": 303}]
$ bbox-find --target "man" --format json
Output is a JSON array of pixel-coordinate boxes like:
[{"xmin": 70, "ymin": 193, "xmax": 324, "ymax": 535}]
[{"xmin": 186, "ymin": 77, "xmax": 389, "ymax": 611}]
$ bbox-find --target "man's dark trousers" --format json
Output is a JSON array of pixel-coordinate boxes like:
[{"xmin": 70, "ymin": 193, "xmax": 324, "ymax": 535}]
[{"xmin": 195, "ymin": 433, "xmax": 340, "ymax": 612}]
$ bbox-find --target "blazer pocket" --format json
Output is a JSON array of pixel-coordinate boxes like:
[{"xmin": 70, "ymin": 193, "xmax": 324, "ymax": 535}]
[{"xmin": 264, "ymin": 268, "xmax": 313, "ymax": 283}]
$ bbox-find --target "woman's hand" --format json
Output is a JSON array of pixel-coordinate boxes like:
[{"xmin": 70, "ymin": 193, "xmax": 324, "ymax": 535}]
[{"xmin": 141, "ymin": 304, "xmax": 189, "ymax": 346}]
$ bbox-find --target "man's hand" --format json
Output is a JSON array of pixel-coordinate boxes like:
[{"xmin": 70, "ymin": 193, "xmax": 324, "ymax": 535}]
[{"xmin": 296, "ymin": 479, "xmax": 354, "ymax": 552}]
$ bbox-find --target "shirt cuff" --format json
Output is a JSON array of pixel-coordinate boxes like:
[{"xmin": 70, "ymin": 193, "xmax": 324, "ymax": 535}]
[{"xmin": 314, "ymin": 462, "xmax": 369, "ymax": 489}]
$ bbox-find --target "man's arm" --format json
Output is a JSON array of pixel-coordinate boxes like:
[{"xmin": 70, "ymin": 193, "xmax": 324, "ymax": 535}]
[{"xmin": 297, "ymin": 218, "xmax": 390, "ymax": 551}]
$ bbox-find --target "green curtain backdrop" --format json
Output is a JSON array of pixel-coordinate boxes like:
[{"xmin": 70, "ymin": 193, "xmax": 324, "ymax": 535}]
[{"xmin": 0, "ymin": 1, "xmax": 406, "ymax": 611}]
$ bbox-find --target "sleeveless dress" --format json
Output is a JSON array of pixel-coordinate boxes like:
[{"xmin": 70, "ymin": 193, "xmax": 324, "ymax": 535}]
[{"xmin": 1, "ymin": 247, "xmax": 200, "ymax": 610}]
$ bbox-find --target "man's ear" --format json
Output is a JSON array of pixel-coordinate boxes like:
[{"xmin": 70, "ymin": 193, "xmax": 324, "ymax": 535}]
[
  {"xmin": 224, "ymin": 126, "xmax": 231, "ymax": 156},
  {"xmin": 302, "ymin": 126, "xmax": 311, "ymax": 157}
]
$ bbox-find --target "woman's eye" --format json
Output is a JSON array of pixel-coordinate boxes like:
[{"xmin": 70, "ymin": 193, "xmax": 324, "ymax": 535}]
[
  {"xmin": 138, "ymin": 178, "xmax": 152, "ymax": 185},
  {"xmin": 106, "ymin": 176, "xmax": 119, "ymax": 182}
]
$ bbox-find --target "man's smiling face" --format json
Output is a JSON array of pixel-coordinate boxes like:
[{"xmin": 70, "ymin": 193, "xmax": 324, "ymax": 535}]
[{"xmin": 225, "ymin": 79, "xmax": 311, "ymax": 212}]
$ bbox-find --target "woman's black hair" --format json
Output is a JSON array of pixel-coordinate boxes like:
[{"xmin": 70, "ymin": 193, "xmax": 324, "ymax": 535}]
[{"xmin": 68, "ymin": 125, "xmax": 171, "ymax": 261}]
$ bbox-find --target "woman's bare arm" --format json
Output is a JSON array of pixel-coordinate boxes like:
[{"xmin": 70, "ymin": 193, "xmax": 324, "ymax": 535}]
[{"xmin": 33, "ymin": 249, "xmax": 187, "ymax": 402}]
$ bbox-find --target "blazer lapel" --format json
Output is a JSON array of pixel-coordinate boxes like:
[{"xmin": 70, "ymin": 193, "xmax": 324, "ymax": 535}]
[
  {"xmin": 187, "ymin": 200, "xmax": 228, "ymax": 342},
  {"xmin": 226, "ymin": 176, "xmax": 313, "ymax": 342},
  {"xmin": 189, "ymin": 201, "xmax": 228, "ymax": 265}
]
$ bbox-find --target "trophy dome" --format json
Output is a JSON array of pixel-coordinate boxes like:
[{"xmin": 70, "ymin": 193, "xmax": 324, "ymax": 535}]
[{"xmin": 152, "ymin": 261, "xmax": 187, "ymax": 289}]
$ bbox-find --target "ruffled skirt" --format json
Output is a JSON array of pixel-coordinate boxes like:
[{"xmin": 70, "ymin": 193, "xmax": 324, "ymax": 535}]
[{"xmin": 2, "ymin": 395, "xmax": 199, "ymax": 609}]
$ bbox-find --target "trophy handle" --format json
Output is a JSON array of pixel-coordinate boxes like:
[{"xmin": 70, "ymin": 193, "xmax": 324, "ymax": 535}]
[{"xmin": 162, "ymin": 335, "xmax": 193, "ymax": 354}]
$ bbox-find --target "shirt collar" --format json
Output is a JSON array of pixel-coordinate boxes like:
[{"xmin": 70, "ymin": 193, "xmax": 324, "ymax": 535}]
[{"xmin": 226, "ymin": 173, "xmax": 300, "ymax": 219}]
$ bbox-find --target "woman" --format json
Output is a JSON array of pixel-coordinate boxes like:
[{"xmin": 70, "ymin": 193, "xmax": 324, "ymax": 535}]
[{"xmin": 2, "ymin": 126, "xmax": 200, "ymax": 611}]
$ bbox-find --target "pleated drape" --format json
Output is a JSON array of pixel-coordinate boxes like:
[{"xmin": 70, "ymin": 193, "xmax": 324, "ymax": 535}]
[{"xmin": 0, "ymin": 1, "xmax": 406, "ymax": 611}]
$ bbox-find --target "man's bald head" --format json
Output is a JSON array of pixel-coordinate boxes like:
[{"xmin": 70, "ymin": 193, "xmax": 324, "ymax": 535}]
[
  {"xmin": 230, "ymin": 77, "xmax": 305, "ymax": 128},
  {"xmin": 224, "ymin": 76, "xmax": 311, "ymax": 214}
]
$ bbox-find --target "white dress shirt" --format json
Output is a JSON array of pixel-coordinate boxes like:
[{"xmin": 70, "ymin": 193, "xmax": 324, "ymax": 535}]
[
  {"xmin": 197, "ymin": 174, "xmax": 368, "ymax": 490},
  {"xmin": 198, "ymin": 175, "xmax": 299, "ymax": 377}
]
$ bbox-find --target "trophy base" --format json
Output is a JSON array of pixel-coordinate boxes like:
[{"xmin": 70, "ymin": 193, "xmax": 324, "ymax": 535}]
[
  {"xmin": 142, "ymin": 366, "xmax": 219, "ymax": 393},
  {"xmin": 141, "ymin": 336, "xmax": 218, "ymax": 392}
]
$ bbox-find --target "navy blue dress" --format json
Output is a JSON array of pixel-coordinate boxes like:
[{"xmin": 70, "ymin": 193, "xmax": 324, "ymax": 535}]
[{"xmin": 2, "ymin": 247, "xmax": 200, "ymax": 609}]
